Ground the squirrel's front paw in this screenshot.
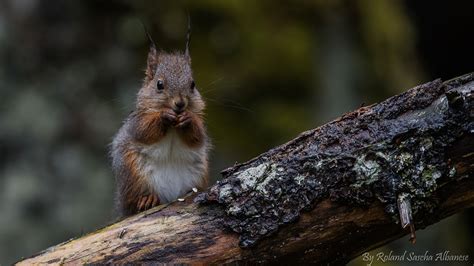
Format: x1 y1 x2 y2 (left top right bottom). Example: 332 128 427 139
161 109 177 126
137 194 160 212
176 112 192 128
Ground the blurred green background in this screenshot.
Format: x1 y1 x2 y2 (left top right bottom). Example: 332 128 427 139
0 0 472 264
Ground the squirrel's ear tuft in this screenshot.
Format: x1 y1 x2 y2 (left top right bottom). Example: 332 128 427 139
184 15 191 62
143 24 158 81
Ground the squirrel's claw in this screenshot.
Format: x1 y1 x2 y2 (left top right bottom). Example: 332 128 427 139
161 109 177 125
176 112 192 128
151 194 159 207
137 196 146 211
137 194 160 212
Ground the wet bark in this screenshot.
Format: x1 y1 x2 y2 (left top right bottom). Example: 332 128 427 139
17 73 473 265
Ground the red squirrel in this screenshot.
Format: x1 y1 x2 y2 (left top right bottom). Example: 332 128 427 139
111 29 209 217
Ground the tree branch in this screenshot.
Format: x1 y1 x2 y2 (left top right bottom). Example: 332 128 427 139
18 73 473 265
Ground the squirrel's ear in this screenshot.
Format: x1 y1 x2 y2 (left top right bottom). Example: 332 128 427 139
145 44 158 81
184 15 191 62
143 25 158 81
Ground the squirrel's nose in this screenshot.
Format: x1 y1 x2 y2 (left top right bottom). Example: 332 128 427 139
173 100 186 113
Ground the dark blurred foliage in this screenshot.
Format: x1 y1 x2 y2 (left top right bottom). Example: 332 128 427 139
0 0 472 264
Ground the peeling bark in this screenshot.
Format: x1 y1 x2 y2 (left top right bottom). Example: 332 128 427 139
17 73 473 265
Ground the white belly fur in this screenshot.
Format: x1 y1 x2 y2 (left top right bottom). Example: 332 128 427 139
136 130 206 203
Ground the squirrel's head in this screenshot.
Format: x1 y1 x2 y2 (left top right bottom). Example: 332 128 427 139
136 25 204 115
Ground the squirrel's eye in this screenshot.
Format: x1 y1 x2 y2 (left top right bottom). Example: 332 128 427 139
190 81 195 91
157 79 164 91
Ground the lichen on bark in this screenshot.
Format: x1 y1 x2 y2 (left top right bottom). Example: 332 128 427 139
199 75 473 247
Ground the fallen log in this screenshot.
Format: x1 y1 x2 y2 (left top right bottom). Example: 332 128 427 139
18 73 473 265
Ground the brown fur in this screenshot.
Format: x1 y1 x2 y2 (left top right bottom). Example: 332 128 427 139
131 109 175 145
120 149 143 214
176 111 205 147
117 147 163 215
